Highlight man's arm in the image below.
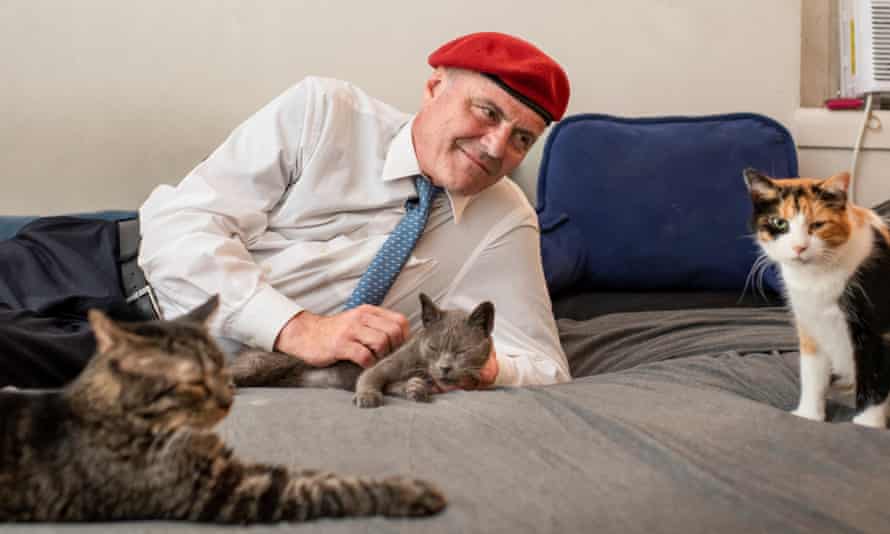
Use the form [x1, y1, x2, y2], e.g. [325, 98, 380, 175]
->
[139, 79, 407, 368]
[451, 209, 571, 387]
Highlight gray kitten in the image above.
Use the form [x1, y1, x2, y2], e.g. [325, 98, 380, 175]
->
[230, 294, 495, 408]
[0, 296, 445, 522]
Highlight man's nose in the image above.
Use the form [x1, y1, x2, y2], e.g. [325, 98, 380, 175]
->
[481, 125, 510, 158]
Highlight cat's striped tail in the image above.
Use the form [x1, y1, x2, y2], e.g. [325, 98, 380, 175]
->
[189, 462, 446, 523]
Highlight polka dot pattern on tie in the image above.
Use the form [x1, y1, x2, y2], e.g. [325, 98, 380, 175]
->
[344, 175, 443, 309]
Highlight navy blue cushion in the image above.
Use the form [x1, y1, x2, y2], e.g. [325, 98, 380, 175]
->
[536, 113, 795, 297]
[0, 210, 136, 241]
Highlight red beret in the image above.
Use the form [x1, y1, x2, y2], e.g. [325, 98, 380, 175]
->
[428, 32, 570, 123]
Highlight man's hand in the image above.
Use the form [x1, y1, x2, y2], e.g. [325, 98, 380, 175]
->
[477, 347, 499, 387]
[274, 305, 410, 368]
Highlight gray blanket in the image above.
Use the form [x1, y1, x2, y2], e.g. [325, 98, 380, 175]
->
[8, 307, 890, 533]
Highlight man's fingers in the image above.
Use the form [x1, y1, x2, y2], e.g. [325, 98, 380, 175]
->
[341, 342, 377, 368]
[279, 308, 410, 369]
[308, 306, 411, 369]
[361, 314, 406, 352]
[353, 326, 391, 359]
[356, 305, 410, 341]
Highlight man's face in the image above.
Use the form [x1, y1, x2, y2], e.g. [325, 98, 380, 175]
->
[412, 69, 548, 196]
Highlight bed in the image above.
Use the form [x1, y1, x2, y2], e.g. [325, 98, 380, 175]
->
[5, 114, 890, 533]
[7, 304, 888, 533]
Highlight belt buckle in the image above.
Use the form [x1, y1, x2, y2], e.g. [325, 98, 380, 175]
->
[125, 284, 162, 320]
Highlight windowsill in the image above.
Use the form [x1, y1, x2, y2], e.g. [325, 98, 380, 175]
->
[793, 107, 890, 150]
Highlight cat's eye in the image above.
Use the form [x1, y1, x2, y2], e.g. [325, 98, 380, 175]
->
[767, 216, 788, 232]
[149, 384, 179, 403]
[809, 221, 826, 232]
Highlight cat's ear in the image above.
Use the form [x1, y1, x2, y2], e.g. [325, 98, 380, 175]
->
[819, 172, 851, 205]
[88, 309, 125, 353]
[419, 293, 443, 326]
[743, 168, 779, 200]
[467, 301, 495, 337]
[182, 294, 219, 325]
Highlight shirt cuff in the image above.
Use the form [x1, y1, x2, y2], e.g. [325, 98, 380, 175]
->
[494, 352, 519, 387]
[224, 285, 303, 351]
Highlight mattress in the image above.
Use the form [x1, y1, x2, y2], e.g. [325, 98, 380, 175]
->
[14, 306, 890, 534]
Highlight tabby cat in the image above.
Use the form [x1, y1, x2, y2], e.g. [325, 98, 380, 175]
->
[743, 168, 890, 428]
[231, 294, 495, 409]
[0, 296, 445, 522]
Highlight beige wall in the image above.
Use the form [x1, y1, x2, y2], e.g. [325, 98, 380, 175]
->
[2, 0, 884, 215]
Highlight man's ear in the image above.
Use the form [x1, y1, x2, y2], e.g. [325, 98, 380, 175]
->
[423, 68, 448, 103]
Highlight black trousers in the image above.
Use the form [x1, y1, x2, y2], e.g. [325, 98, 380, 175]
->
[0, 217, 141, 388]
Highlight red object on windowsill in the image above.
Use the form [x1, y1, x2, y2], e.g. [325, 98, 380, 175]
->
[824, 97, 864, 110]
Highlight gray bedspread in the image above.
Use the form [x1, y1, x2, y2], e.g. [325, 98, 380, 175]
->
[8, 307, 890, 533]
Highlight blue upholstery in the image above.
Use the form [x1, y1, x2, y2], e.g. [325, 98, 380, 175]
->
[536, 113, 795, 296]
[0, 210, 136, 240]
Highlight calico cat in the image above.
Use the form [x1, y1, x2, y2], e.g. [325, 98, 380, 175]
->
[743, 168, 890, 428]
[230, 294, 495, 409]
[0, 296, 445, 522]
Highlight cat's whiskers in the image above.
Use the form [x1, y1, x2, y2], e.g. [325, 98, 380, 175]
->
[817, 247, 843, 268]
[740, 253, 774, 303]
[753, 255, 775, 300]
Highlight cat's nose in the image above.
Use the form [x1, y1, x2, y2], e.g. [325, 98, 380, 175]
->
[437, 364, 452, 375]
[793, 245, 808, 255]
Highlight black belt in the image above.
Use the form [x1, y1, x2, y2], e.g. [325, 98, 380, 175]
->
[117, 218, 161, 320]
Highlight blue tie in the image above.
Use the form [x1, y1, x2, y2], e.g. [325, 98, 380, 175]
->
[344, 175, 443, 309]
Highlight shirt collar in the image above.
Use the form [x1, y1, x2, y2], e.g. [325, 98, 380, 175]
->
[381, 116, 472, 224]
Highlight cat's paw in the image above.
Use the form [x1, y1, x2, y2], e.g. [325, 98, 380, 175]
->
[406, 387, 431, 403]
[852, 406, 888, 428]
[791, 408, 825, 421]
[405, 377, 431, 403]
[353, 391, 384, 408]
[380, 476, 447, 517]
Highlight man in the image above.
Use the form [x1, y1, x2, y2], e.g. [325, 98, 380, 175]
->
[139, 32, 571, 388]
[0, 32, 570, 389]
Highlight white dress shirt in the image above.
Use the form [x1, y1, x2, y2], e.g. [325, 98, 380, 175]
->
[139, 76, 569, 386]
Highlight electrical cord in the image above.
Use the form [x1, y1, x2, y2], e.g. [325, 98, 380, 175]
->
[849, 92, 878, 204]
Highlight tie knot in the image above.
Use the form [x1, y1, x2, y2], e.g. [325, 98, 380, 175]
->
[415, 174, 443, 206]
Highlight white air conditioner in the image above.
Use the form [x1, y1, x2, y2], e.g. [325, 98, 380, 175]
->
[840, 0, 890, 97]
